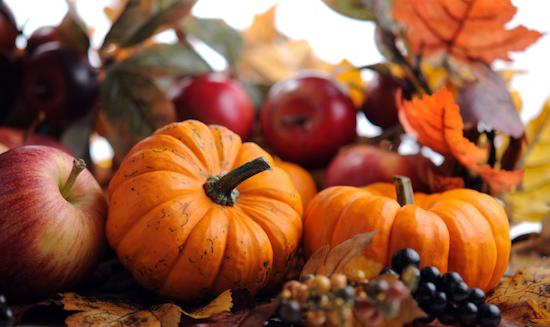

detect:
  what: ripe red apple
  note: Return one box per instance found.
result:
[21,42,99,125]
[323,144,426,190]
[0,146,106,301]
[26,26,60,53]
[0,127,71,155]
[0,3,17,52]
[260,74,357,167]
[171,73,255,139]
[361,74,402,129]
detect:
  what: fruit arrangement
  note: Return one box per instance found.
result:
[276,248,502,327]
[0,1,549,326]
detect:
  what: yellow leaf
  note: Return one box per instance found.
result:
[181,289,233,319]
[61,293,181,327]
[332,59,364,107]
[487,266,550,326]
[504,99,550,221]
[237,5,336,84]
[300,232,377,277]
[242,6,279,44]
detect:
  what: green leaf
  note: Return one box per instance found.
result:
[120,43,211,77]
[181,16,244,68]
[58,3,90,55]
[101,0,196,53]
[322,0,376,20]
[101,67,176,161]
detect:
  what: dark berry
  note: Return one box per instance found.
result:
[437,310,457,325]
[335,285,355,300]
[278,299,302,323]
[449,281,470,303]
[401,265,421,292]
[468,288,485,306]
[0,305,13,327]
[478,304,501,327]
[391,248,420,273]
[457,302,478,325]
[0,295,5,306]
[415,282,436,303]
[379,267,398,276]
[414,314,435,324]
[429,291,447,313]
[420,266,441,284]
[441,272,463,289]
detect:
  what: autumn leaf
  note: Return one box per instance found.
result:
[487,266,550,326]
[457,62,524,138]
[61,293,182,327]
[181,289,233,319]
[397,87,523,194]
[503,99,550,221]
[301,232,382,278]
[237,5,336,85]
[332,59,365,107]
[101,0,196,54]
[392,0,542,64]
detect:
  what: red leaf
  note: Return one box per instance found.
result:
[392,0,542,64]
[397,88,523,194]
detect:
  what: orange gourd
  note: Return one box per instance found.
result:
[107,120,303,302]
[274,158,317,206]
[303,177,510,291]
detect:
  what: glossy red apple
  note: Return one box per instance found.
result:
[0,127,71,155]
[0,146,106,301]
[0,3,17,52]
[171,73,255,139]
[260,74,357,167]
[323,144,426,190]
[26,26,60,53]
[361,74,402,129]
[21,42,99,125]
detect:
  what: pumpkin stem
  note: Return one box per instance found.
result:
[393,175,414,206]
[204,157,271,206]
[60,159,86,199]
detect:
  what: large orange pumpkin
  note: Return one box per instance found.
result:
[274,158,317,206]
[303,177,510,291]
[107,120,303,302]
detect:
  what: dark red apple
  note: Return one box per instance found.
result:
[323,144,426,190]
[0,2,17,52]
[260,74,357,167]
[0,146,106,301]
[0,127,72,155]
[361,74,402,129]
[171,73,255,139]
[21,42,99,125]
[26,26,60,54]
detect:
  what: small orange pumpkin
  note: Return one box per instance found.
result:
[303,177,510,291]
[274,158,317,206]
[107,120,303,302]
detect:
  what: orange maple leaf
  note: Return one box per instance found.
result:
[392,0,542,64]
[397,88,523,194]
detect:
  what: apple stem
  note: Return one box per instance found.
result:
[393,175,414,206]
[60,159,86,199]
[23,112,45,143]
[203,157,271,206]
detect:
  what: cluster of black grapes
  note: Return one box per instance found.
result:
[382,248,501,327]
[0,294,13,327]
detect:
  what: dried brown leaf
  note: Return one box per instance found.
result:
[61,293,181,327]
[182,289,233,319]
[301,232,376,277]
[487,266,550,326]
